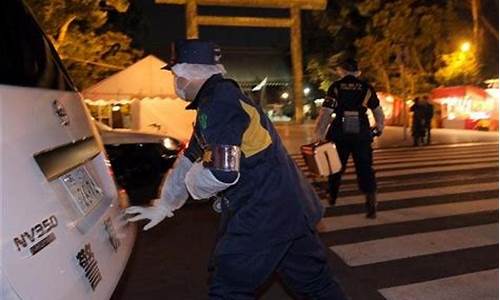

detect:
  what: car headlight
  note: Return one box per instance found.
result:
[163,138,178,151]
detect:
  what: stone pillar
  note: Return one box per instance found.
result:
[186,0,199,38]
[290,5,304,123]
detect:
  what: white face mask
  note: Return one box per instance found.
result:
[171,63,225,101]
[174,76,210,101]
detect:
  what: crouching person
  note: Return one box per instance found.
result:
[126,39,348,300]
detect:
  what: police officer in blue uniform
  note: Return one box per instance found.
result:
[126,39,347,299]
[315,58,385,218]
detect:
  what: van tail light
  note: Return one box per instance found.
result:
[117,188,130,209]
[178,141,187,151]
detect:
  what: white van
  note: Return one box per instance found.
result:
[1,1,136,299]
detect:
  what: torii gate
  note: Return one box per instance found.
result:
[155,0,326,123]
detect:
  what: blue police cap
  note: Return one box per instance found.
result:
[162,39,222,70]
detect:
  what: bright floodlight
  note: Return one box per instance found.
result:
[460,42,471,52]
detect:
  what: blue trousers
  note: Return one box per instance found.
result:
[328,137,376,204]
[208,230,347,299]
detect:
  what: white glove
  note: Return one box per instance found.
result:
[125,154,193,231]
[159,154,193,210]
[372,106,385,134]
[126,199,174,231]
[185,162,239,200]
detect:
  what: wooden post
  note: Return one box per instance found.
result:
[186,0,198,38]
[290,5,304,123]
[156,0,326,121]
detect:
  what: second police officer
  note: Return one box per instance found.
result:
[315,58,385,218]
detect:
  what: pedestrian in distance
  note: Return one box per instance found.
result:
[410,97,427,146]
[423,95,434,145]
[314,58,385,218]
[125,39,348,300]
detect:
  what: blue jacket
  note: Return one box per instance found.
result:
[186,74,324,254]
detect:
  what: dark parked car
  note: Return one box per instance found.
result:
[95,122,182,204]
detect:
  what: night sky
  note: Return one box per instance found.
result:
[129,0,498,78]
[131,0,291,61]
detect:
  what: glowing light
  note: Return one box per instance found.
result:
[281,92,289,99]
[314,98,325,105]
[470,112,490,120]
[112,105,121,112]
[304,87,311,96]
[460,42,471,52]
[163,138,177,150]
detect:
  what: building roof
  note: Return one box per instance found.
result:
[222,47,291,89]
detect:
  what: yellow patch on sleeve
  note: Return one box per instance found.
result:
[239,100,272,157]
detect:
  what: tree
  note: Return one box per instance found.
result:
[303,0,367,91]
[304,0,485,97]
[25,0,143,89]
[354,0,468,97]
[435,45,481,85]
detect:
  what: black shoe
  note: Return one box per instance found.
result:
[365,193,377,219]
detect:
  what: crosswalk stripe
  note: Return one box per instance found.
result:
[372,149,498,160]
[299,157,498,181]
[317,198,498,232]
[296,152,499,171]
[356,151,498,165]
[378,269,499,300]
[338,173,498,193]
[293,149,499,165]
[373,145,498,155]
[321,182,499,207]
[289,143,499,158]
[372,142,499,153]
[342,162,498,180]
[344,157,498,173]
[330,223,498,266]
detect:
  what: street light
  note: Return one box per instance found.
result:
[460,41,471,52]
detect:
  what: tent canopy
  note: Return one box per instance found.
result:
[83,55,177,100]
[83,55,195,142]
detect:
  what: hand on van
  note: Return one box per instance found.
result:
[126,199,175,231]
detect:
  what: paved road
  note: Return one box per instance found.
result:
[287,142,499,300]
[112,142,498,300]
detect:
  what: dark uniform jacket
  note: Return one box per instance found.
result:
[410,103,427,136]
[325,75,380,142]
[185,74,324,255]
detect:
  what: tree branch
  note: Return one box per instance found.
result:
[55,15,77,51]
[64,57,124,70]
[480,16,499,40]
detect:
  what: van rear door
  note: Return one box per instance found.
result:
[1,2,136,299]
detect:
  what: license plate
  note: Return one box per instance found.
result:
[60,166,104,216]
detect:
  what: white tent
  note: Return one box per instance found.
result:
[83,55,195,142]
